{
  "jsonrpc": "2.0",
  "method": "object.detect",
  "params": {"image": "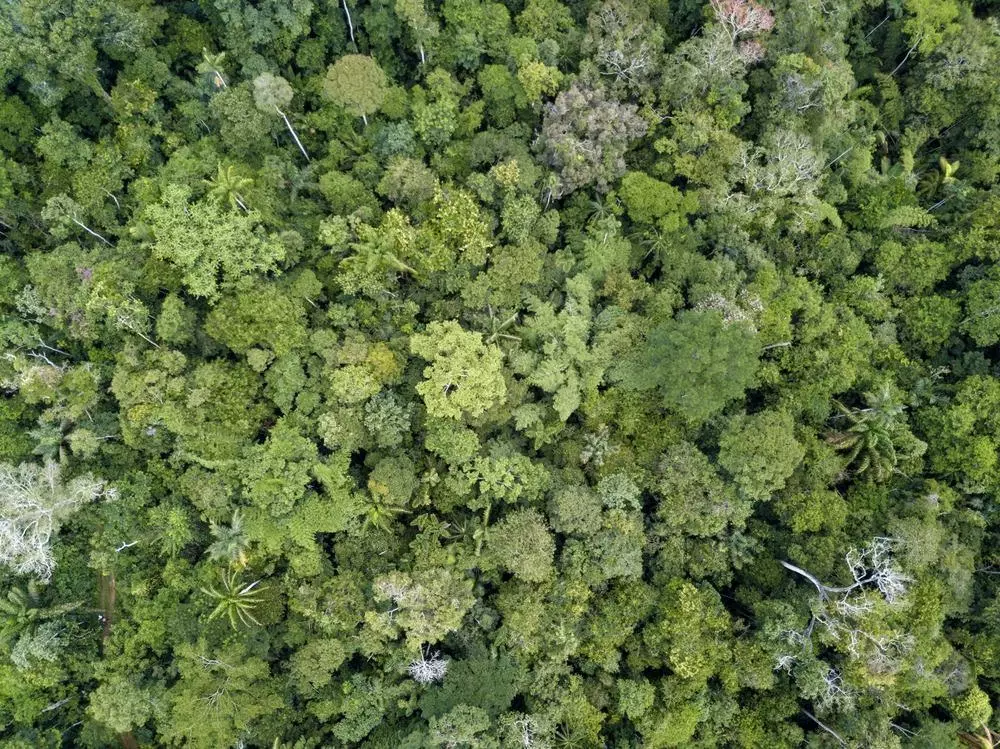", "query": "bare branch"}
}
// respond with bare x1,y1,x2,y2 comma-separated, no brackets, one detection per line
803,710,847,746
